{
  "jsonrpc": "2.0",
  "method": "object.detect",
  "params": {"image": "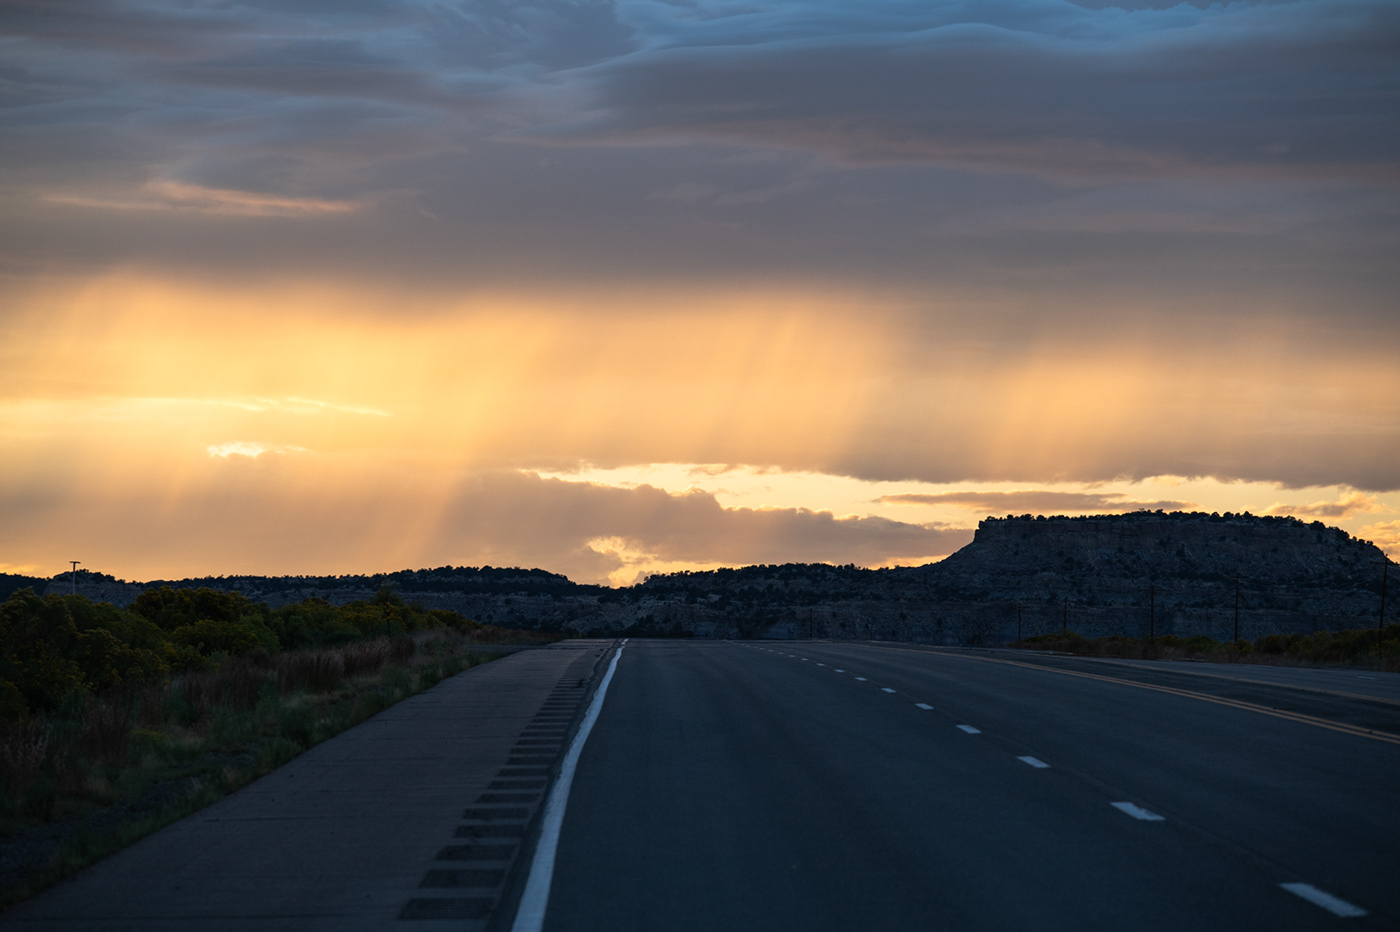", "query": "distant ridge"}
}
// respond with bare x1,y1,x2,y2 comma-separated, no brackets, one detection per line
28,511,1393,644
0,573,47,603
